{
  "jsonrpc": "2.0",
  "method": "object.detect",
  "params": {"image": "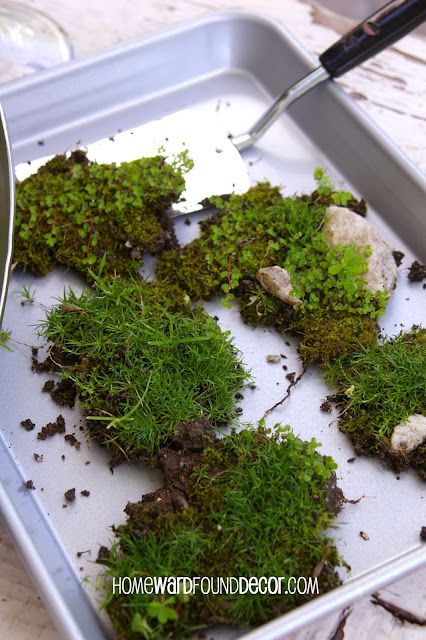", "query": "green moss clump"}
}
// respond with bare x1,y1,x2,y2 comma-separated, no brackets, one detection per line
39,277,249,456
157,177,385,364
102,424,344,639
14,150,191,280
324,328,426,477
